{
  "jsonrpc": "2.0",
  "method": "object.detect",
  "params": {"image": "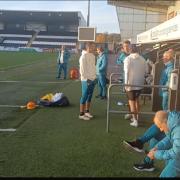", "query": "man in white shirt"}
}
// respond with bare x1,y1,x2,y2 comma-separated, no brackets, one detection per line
79,42,96,120
124,45,148,127
56,45,70,79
